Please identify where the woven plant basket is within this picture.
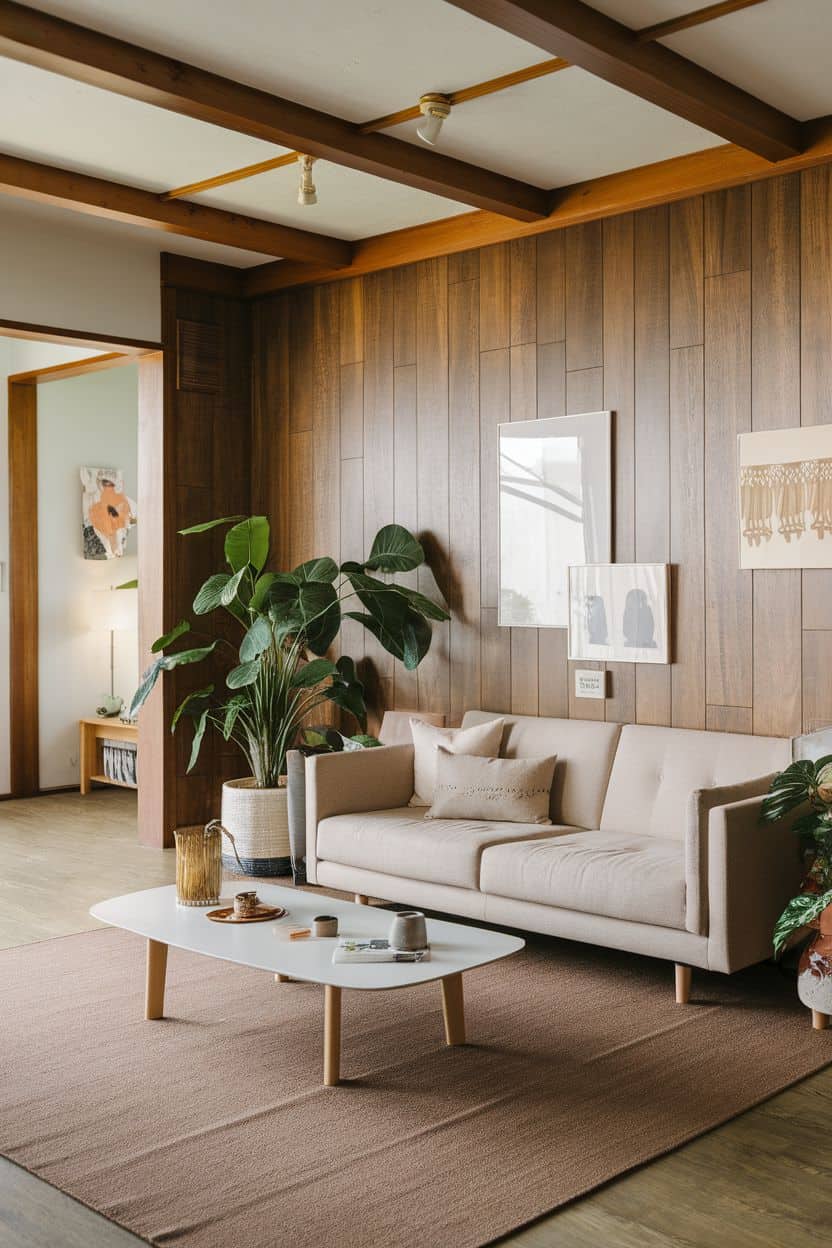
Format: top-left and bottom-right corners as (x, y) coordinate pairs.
(220, 778), (291, 877)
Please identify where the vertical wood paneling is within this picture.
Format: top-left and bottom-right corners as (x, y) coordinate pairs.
(634, 206), (671, 725)
(449, 276), (481, 723)
(254, 172), (828, 743)
(751, 175), (802, 738)
(416, 257), (450, 717)
(603, 214), (636, 724)
(705, 270), (752, 709)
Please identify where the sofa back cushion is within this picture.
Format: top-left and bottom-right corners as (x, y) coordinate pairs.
(600, 724), (791, 842)
(461, 711), (621, 829)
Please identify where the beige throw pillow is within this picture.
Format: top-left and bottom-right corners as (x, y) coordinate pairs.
(409, 717), (504, 807)
(426, 749), (557, 824)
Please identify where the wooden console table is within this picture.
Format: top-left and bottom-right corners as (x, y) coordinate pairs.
(79, 717), (138, 794)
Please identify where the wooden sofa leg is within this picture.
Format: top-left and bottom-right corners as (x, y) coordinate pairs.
(675, 964), (691, 1004)
(812, 1009), (830, 1031)
(354, 893), (368, 906)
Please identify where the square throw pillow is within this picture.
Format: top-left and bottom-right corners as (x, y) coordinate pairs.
(409, 717), (504, 807)
(426, 749), (557, 825)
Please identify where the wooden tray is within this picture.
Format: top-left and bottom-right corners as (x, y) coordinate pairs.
(206, 904), (287, 924)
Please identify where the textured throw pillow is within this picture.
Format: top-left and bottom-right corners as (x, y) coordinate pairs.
(409, 717), (504, 807)
(426, 748), (557, 825)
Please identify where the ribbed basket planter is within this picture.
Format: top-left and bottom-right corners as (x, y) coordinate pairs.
(220, 778), (291, 877)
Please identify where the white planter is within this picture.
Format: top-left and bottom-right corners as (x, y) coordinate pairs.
(220, 778), (291, 877)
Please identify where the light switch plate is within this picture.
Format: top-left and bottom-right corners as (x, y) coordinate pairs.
(574, 669), (606, 699)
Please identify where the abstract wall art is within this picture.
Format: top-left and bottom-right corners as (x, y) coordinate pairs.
(738, 424), (832, 569)
(81, 467), (137, 560)
(568, 564), (670, 665)
(498, 411), (612, 628)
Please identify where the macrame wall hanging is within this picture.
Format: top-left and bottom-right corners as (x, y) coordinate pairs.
(740, 459), (832, 548)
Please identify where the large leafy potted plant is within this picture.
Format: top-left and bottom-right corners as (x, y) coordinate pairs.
(761, 756), (832, 1024)
(130, 515), (448, 874)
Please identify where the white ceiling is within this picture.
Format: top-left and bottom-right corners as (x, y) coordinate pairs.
(1, 0), (830, 264)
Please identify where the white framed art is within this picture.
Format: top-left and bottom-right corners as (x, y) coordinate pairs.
(498, 411), (612, 628)
(738, 423), (832, 568)
(568, 564), (670, 665)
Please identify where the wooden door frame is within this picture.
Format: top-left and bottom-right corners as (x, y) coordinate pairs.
(6, 329), (159, 797)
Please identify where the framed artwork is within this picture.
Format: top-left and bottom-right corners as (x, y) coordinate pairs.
(568, 563), (670, 665)
(498, 411), (612, 628)
(81, 467), (137, 560)
(738, 424), (832, 568)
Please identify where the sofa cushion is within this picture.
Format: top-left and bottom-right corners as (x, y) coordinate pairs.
(317, 806), (575, 890)
(409, 717), (505, 807)
(480, 830), (687, 931)
(600, 723), (791, 842)
(427, 750), (557, 825)
(461, 711), (621, 829)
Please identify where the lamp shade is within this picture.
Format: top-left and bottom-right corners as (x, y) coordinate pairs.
(90, 586), (137, 632)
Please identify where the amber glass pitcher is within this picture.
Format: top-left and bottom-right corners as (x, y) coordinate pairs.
(174, 819), (242, 906)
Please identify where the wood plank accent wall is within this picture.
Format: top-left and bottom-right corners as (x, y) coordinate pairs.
(252, 170), (832, 739)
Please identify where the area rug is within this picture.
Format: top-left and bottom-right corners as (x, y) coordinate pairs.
(1, 928), (829, 1248)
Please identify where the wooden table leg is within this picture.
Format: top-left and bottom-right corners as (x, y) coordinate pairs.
(324, 985), (342, 1086)
(812, 1009), (830, 1031)
(440, 972), (466, 1046)
(145, 939), (168, 1020)
(79, 721), (94, 796)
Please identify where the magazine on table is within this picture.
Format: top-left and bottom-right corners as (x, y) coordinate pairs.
(332, 938), (431, 964)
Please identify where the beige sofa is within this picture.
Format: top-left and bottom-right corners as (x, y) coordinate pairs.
(304, 712), (800, 999)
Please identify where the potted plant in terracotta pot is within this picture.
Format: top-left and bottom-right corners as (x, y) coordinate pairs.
(761, 756), (832, 1024)
(129, 515), (448, 875)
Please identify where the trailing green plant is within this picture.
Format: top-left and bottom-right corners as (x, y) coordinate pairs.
(129, 515), (448, 787)
(761, 756), (832, 953)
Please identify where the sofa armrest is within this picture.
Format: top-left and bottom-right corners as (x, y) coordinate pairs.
(304, 744), (414, 884)
(706, 794), (803, 973)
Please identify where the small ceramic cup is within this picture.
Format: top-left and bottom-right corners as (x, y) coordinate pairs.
(389, 910), (428, 951)
(312, 915), (338, 938)
(234, 891), (259, 918)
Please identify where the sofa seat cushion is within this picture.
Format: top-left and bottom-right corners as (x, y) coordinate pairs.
(480, 830), (687, 930)
(317, 807), (576, 891)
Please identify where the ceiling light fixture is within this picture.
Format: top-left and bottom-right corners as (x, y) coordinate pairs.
(416, 93), (451, 146)
(297, 153), (317, 205)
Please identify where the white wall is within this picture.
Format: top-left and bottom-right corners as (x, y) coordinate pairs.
(0, 337), (101, 795)
(37, 365), (139, 789)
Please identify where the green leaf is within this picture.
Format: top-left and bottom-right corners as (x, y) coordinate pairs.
(193, 573), (230, 615)
(349, 734), (382, 748)
(268, 581), (340, 655)
(224, 516), (269, 573)
(761, 760), (816, 822)
(344, 611), (405, 663)
(223, 693), (250, 740)
(292, 557), (339, 584)
(290, 658), (338, 688)
(151, 620), (190, 653)
(115, 579), (138, 589)
(226, 659), (260, 689)
(129, 658), (163, 717)
(159, 643), (218, 671)
(187, 707), (210, 773)
(178, 515), (245, 535)
(386, 583), (450, 622)
(324, 680), (367, 729)
(302, 729), (329, 748)
(171, 684), (214, 731)
(401, 610), (432, 670)
(363, 524), (424, 573)
(220, 565), (247, 607)
(239, 616), (273, 663)
(249, 572), (279, 613)
(773, 889), (832, 955)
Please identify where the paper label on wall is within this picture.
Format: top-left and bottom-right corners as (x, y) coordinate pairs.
(574, 669), (606, 699)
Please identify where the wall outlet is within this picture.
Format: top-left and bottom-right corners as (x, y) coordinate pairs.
(574, 669), (606, 699)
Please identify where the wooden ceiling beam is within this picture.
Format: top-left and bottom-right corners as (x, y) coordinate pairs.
(635, 0), (768, 44)
(0, 152), (353, 266)
(0, 0), (548, 221)
(444, 0), (803, 161)
(243, 115), (832, 297)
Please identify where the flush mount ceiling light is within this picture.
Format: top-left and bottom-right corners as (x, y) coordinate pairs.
(297, 153), (317, 205)
(417, 93), (451, 146)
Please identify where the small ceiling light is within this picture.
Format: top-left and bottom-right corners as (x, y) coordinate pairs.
(417, 93), (451, 146)
(297, 153), (317, 206)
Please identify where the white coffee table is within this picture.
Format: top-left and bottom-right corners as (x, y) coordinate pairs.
(90, 883), (524, 1086)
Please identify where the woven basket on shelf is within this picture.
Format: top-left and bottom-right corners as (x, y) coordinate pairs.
(220, 778), (291, 877)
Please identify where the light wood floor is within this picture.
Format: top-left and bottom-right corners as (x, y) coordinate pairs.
(0, 790), (829, 1248)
